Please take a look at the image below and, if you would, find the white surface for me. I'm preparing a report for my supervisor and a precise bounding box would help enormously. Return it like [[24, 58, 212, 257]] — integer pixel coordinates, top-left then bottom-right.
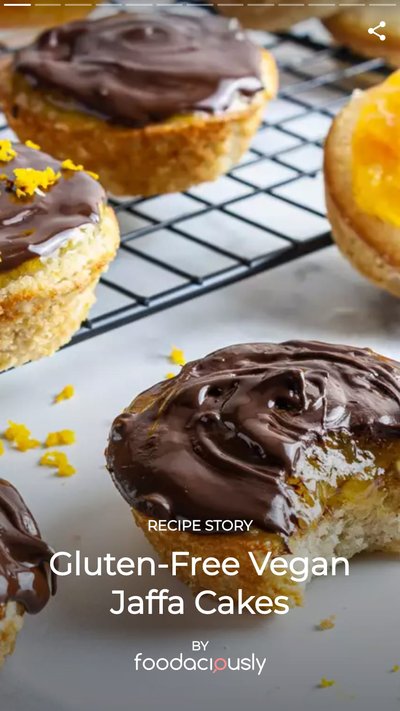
[[1, 21, 399, 710], [2, 246, 400, 711]]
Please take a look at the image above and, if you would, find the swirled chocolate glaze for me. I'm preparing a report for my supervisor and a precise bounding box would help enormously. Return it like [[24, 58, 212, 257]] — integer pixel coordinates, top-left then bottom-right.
[[106, 341, 400, 538], [14, 12, 264, 127], [0, 144, 105, 272], [0, 479, 55, 614]]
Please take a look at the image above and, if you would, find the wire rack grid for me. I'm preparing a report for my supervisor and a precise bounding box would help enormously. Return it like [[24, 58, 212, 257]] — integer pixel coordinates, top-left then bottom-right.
[[0, 17, 389, 346]]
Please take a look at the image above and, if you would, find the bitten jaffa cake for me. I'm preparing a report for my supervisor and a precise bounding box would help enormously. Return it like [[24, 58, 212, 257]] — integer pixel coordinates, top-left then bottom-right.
[[0, 12, 277, 197], [0, 141, 119, 372], [325, 70, 400, 297], [106, 341, 400, 609], [0, 479, 55, 667]]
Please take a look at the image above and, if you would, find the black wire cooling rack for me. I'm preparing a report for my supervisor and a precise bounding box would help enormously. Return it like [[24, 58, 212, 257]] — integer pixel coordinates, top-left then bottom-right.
[[0, 16, 390, 346]]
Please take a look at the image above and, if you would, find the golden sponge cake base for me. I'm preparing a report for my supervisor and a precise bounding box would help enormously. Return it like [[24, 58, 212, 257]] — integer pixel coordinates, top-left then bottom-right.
[[0, 205, 119, 372], [133, 473, 400, 612], [0, 602, 24, 668]]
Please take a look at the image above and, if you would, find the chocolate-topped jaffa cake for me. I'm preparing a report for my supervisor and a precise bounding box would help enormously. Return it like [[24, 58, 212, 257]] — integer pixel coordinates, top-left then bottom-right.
[[0, 11, 278, 196], [106, 341, 400, 607], [0, 140, 119, 372], [0, 479, 55, 666]]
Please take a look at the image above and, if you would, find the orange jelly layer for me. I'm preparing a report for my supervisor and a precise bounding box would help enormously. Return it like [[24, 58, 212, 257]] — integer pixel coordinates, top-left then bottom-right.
[[353, 71, 400, 227]]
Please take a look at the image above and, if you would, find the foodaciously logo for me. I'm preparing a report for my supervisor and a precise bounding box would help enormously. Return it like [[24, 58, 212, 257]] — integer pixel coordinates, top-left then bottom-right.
[[133, 641, 267, 676]]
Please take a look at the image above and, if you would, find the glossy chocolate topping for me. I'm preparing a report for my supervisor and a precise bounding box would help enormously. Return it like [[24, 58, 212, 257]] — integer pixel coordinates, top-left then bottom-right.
[[0, 144, 105, 272], [14, 12, 264, 127], [0, 479, 54, 614], [106, 341, 400, 538]]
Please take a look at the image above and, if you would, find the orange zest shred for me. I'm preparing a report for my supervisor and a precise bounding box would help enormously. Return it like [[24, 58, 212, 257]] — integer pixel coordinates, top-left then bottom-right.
[[4, 421, 40, 452], [87, 172, 99, 180], [45, 430, 76, 447], [25, 140, 41, 150], [61, 158, 99, 181], [0, 140, 16, 163], [40, 451, 76, 477], [54, 385, 75, 403], [61, 158, 84, 171], [318, 616, 336, 631], [165, 372, 175, 380], [319, 678, 335, 689], [0, 441, 4, 456], [169, 346, 186, 366], [13, 167, 61, 198]]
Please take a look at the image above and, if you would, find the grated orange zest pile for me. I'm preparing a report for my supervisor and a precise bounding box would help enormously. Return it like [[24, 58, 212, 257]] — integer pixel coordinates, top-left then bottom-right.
[[45, 430, 76, 447], [4, 421, 40, 452], [0, 140, 16, 163], [13, 167, 61, 198], [40, 451, 76, 477]]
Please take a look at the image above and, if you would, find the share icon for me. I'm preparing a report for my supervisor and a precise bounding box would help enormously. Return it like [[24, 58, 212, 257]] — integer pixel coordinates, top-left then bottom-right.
[[368, 20, 386, 41]]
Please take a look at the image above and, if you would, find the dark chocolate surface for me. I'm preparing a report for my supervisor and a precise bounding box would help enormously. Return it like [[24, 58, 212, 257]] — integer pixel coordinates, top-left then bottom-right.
[[0, 143, 105, 272], [14, 12, 263, 126], [106, 341, 400, 538], [0, 479, 54, 614]]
